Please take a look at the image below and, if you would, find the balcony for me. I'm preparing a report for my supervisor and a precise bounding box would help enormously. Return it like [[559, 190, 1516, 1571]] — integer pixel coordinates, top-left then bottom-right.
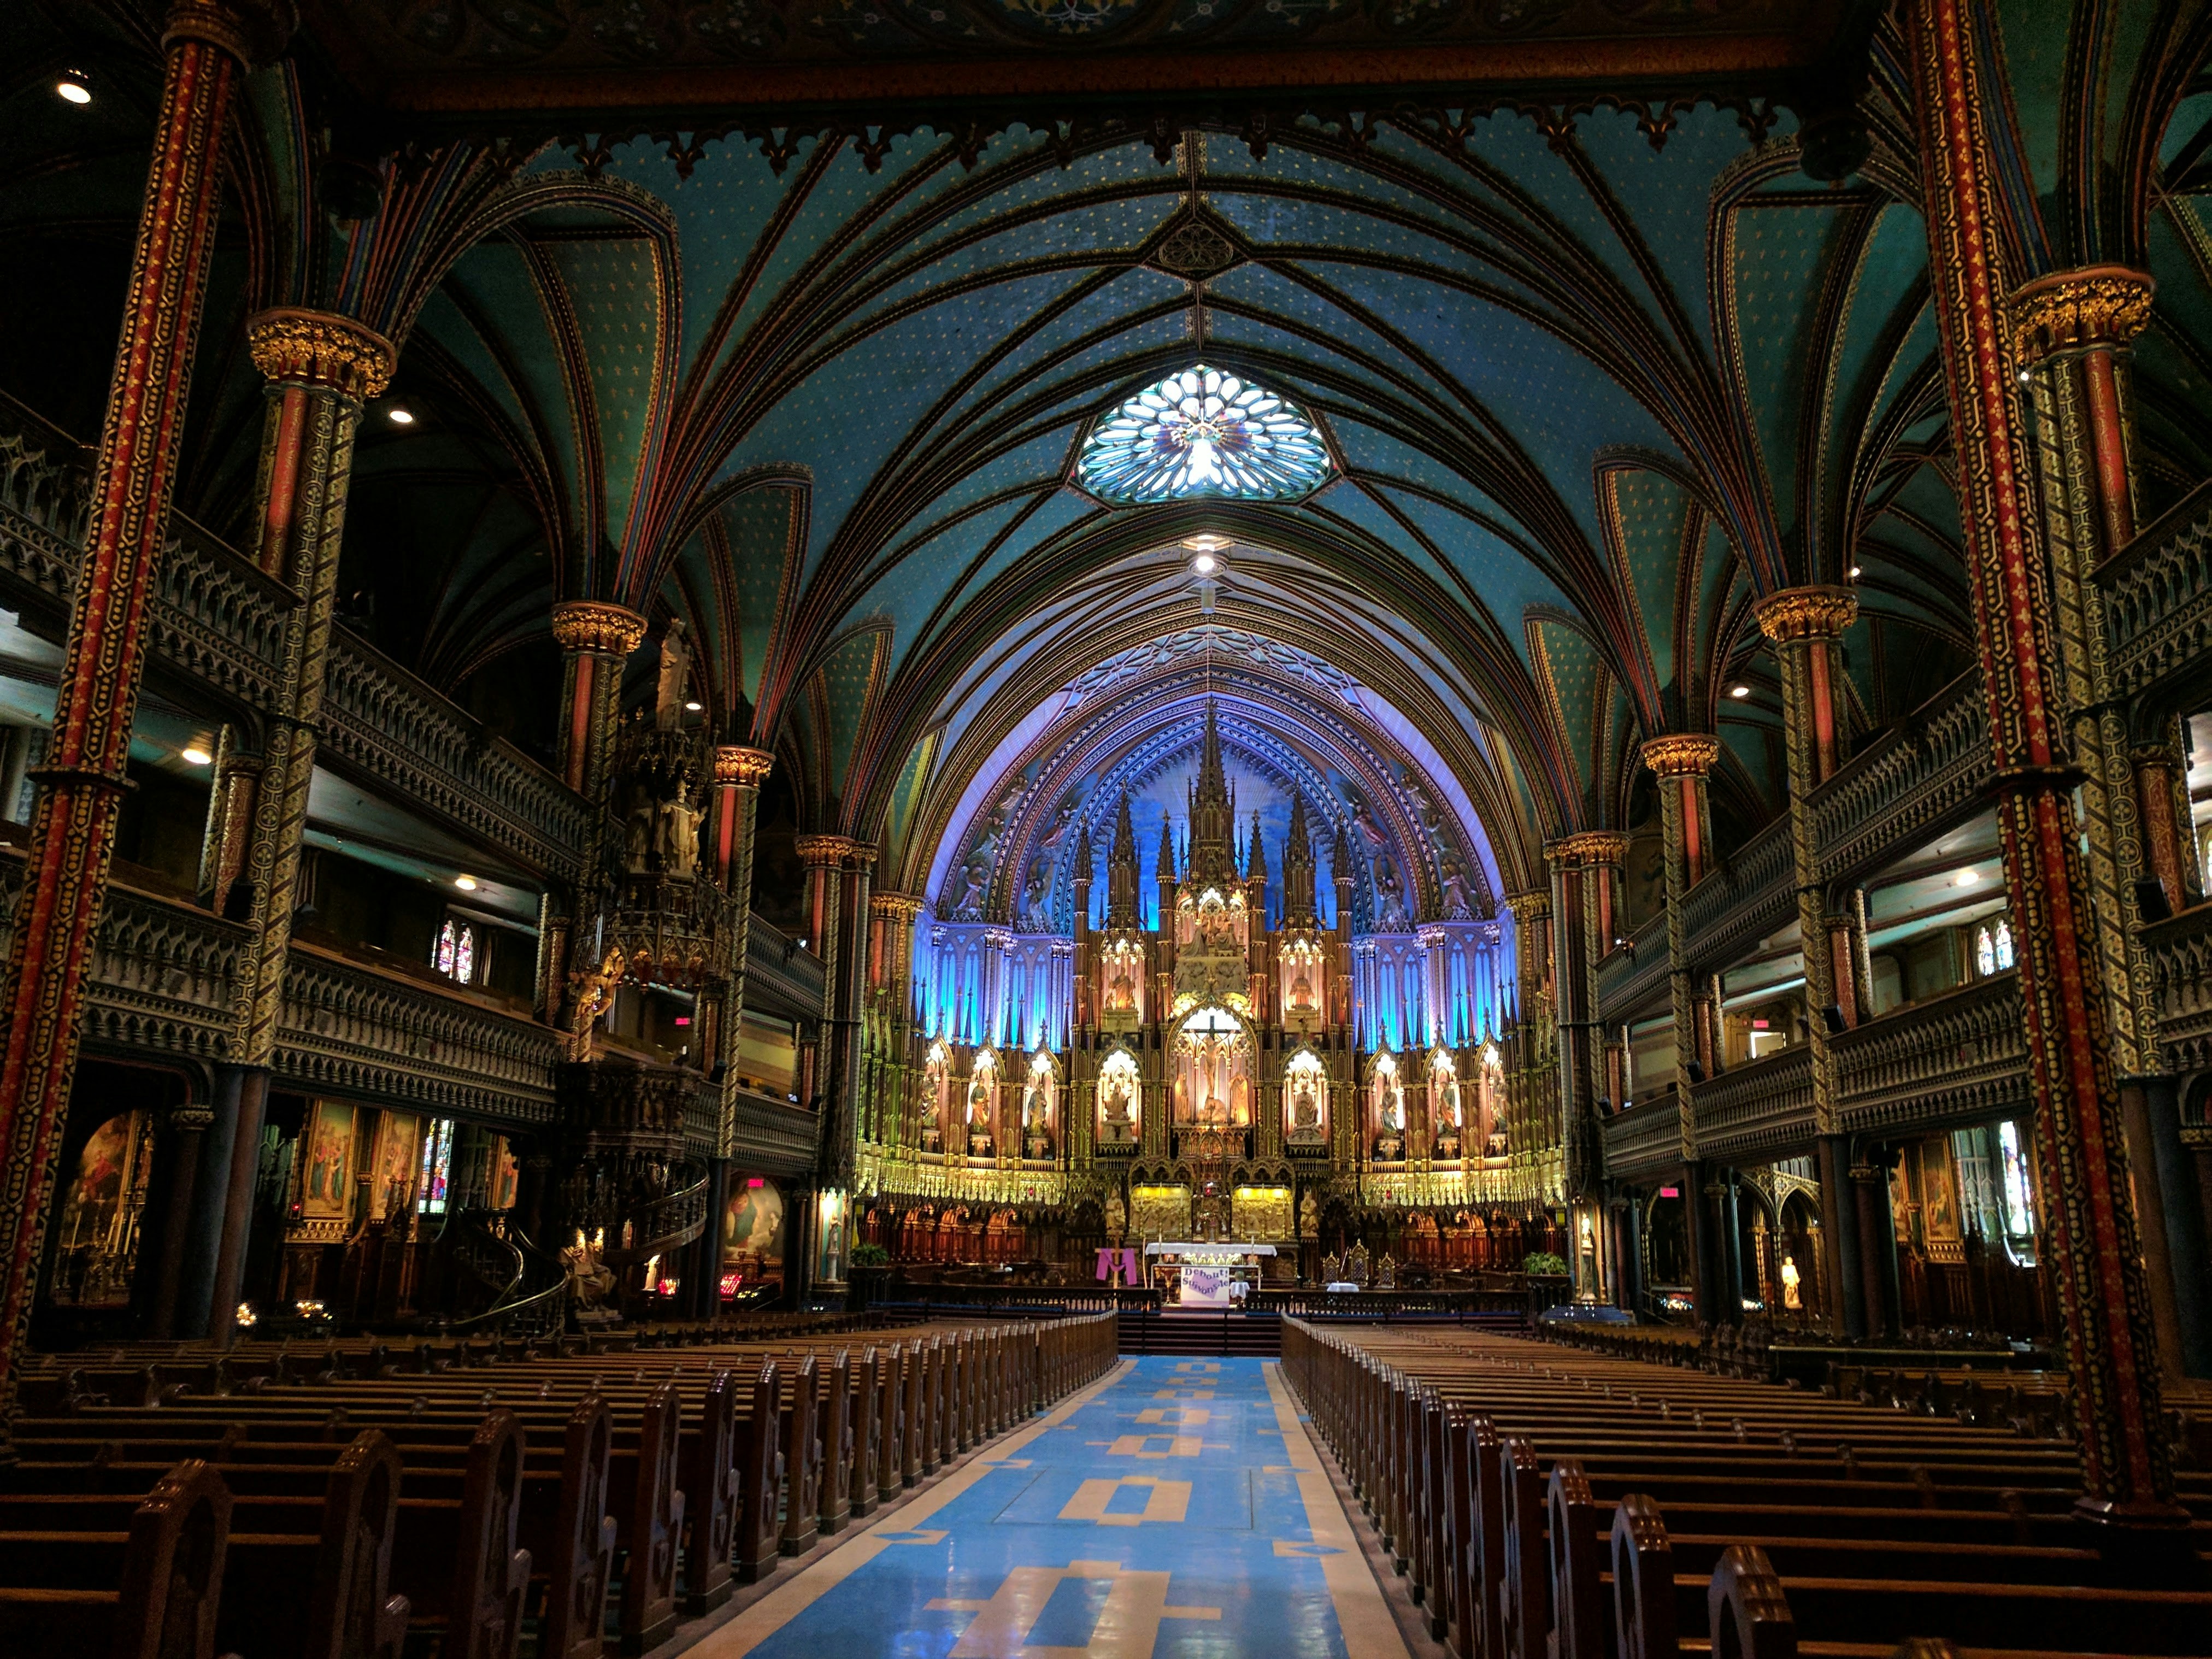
[[1598, 1097, 1681, 1181], [743, 915, 825, 1021], [1679, 817, 1793, 975], [1833, 970, 2029, 1138], [2096, 476, 2212, 714], [1691, 1044, 1813, 1165], [2141, 901, 2212, 1074], [1809, 672, 1990, 886], [1596, 909, 1670, 1023]]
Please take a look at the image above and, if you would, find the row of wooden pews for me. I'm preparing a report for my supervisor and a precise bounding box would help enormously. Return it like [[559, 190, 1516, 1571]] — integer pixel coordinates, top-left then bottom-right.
[[0, 1311, 1119, 1659], [1281, 1319, 2212, 1658]]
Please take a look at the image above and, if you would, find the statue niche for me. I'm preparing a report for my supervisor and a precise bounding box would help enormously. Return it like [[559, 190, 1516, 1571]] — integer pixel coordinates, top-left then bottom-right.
[[1097, 1049, 1140, 1146], [617, 720, 708, 881], [1021, 1050, 1056, 1161], [1284, 1048, 1327, 1145], [920, 1041, 950, 1154], [966, 1051, 998, 1158], [1172, 1007, 1251, 1131], [1370, 1051, 1405, 1162], [1430, 1048, 1462, 1160]]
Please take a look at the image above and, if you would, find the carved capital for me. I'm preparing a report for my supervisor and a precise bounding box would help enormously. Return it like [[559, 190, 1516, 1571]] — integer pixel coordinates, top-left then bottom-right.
[[2007, 266, 2155, 367], [1639, 732, 1722, 779], [872, 892, 926, 920], [164, 0, 296, 63], [551, 600, 647, 657], [1544, 831, 1631, 869], [1754, 585, 1858, 645], [1505, 889, 1551, 921], [714, 745, 775, 786], [795, 833, 856, 869], [246, 308, 395, 399]]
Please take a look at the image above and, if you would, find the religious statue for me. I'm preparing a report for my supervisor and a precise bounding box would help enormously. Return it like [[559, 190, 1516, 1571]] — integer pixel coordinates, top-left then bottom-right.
[[658, 792, 703, 877], [1440, 855, 1475, 919], [966, 1074, 993, 1156], [1099, 1061, 1137, 1143], [1104, 1190, 1126, 1242], [1023, 855, 1053, 923], [1298, 1189, 1319, 1240], [1023, 1070, 1052, 1160], [1104, 951, 1137, 1015]]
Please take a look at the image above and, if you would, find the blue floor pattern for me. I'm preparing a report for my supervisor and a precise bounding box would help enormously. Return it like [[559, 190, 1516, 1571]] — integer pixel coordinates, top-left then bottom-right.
[[690, 1356, 1409, 1659]]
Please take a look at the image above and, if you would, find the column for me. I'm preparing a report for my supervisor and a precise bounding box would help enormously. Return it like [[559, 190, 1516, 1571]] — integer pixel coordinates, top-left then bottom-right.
[[1907, 0, 2180, 1524], [2013, 268, 2207, 1380], [1755, 585, 1863, 1339], [1643, 733, 1722, 1319], [0, 0, 287, 1422], [551, 601, 646, 801], [1505, 889, 1554, 1198], [1545, 834, 1626, 1227], [871, 893, 925, 1153], [199, 308, 397, 1337]]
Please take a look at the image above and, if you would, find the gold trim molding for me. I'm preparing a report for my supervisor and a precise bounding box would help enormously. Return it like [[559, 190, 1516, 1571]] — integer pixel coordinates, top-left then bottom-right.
[[550, 600, 647, 657], [714, 745, 775, 786], [1640, 733, 1723, 778], [872, 892, 926, 920], [2007, 266, 2155, 367], [795, 833, 875, 868], [1754, 585, 1858, 644], [246, 308, 395, 400]]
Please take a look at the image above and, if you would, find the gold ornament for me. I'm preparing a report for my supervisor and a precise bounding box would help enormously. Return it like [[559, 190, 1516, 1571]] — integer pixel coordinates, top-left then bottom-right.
[[1640, 733, 1723, 778], [795, 833, 858, 868], [550, 601, 647, 657], [2007, 266, 2155, 368], [1544, 831, 1631, 868], [714, 745, 775, 786], [1754, 585, 1858, 644], [246, 308, 395, 399], [872, 892, 927, 920]]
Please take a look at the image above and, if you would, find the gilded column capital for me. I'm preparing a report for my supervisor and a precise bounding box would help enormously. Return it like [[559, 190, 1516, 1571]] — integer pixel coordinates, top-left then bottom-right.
[[2007, 266, 2155, 367], [714, 745, 775, 786], [1639, 732, 1723, 779], [550, 600, 647, 657], [1543, 831, 1631, 869], [794, 834, 849, 868], [1505, 889, 1551, 920], [164, 0, 297, 62], [872, 892, 926, 921], [846, 842, 880, 871], [1754, 585, 1858, 644], [246, 308, 396, 400]]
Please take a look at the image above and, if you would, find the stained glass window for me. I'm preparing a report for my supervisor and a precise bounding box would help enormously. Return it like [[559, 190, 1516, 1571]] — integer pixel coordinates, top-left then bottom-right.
[[1975, 926, 1996, 976], [435, 921, 457, 977], [418, 1119, 452, 1215], [1077, 365, 1331, 503], [454, 924, 475, 985], [1993, 919, 2014, 970]]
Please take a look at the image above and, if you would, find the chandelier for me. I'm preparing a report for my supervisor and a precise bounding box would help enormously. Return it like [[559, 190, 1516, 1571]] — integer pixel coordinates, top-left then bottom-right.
[[1077, 365, 1331, 504]]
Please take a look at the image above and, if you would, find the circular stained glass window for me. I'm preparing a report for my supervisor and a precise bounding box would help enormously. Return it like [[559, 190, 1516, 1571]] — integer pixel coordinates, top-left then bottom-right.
[[1077, 365, 1331, 504]]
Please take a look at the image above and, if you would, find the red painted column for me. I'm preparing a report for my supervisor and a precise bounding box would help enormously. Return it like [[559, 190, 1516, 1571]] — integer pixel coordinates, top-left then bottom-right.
[[1906, 0, 2179, 1523], [551, 601, 646, 801], [0, 0, 289, 1429]]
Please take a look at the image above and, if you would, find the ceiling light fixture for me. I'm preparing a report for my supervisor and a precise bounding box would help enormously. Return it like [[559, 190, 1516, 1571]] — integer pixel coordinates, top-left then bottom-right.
[[1181, 533, 1232, 554], [1955, 869, 1978, 886], [1191, 553, 1219, 576], [386, 405, 415, 425], [180, 744, 213, 766], [455, 874, 479, 892], [1848, 564, 1862, 579], [684, 699, 702, 712], [55, 69, 91, 105], [1729, 683, 1752, 699]]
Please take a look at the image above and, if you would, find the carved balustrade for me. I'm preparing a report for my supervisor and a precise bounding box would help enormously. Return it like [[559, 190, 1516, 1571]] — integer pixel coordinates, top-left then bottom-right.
[[0, 849, 243, 1068], [2139, 902, 2212, 1074], [1678, 818, 1793, 974], [2095, 476, 2212, 714], [1832, 971, 2030, 1137], [1809, 672, 1991, 885], [276, 941, 562, 1125], [1595, 909, 1669, 1023], [1690, 1045, 1814, 1166], [744, 915, 826, 1021], [727, 1085, 820, 1175], [1597, 1096, 1680, 1181]]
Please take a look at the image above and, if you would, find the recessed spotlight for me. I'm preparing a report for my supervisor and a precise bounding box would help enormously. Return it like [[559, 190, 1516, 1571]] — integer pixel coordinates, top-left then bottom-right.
[[180, 745, 213, 766], [386, 405, 415, 425], [1848, 564, 1862, 579], [455, 874, 479, 891], [1182, 533, 1232, 553], [684, 699, 702, 712], [1728, 683, 1752, 699], [2017, 370, 2031, 384], [55, 69, 90, 105], [1192, 553, 1219, 575], [1955, 869, 1978, 887]]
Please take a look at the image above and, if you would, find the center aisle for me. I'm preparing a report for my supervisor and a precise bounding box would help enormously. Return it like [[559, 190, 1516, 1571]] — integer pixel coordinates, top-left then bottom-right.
[[685, 1355, 1412, 1659]]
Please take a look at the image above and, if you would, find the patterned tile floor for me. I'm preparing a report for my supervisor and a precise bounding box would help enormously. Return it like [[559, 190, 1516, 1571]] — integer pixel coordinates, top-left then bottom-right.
[[685, 1356, 1411, 1659]]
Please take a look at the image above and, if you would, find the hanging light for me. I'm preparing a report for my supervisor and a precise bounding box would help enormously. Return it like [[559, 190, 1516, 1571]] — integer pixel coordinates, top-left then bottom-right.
[[1191, 552, 1219, 576], [55, 69, 91, 105]]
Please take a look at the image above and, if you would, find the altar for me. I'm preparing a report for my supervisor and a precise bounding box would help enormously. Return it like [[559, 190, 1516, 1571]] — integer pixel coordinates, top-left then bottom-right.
[[1144, 1240, 1276, 1305]]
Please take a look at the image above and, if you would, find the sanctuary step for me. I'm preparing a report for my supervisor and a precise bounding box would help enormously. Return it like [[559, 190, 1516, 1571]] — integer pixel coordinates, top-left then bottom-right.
[[1117, 1308, 1284, 1357]]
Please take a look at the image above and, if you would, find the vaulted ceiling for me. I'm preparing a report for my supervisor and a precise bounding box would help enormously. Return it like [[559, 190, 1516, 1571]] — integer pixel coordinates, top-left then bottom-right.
[[5, 0, 2209, 927]]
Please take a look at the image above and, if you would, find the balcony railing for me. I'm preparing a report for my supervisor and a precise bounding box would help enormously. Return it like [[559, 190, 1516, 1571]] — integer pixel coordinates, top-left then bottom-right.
[[1833, 971, 2029, 1138], [2140, 901, 2212, 1074], [1691, 1045, 1813, 1165], [2096, 476, 2212, 711], [1596, 910, 1669, 1023], [278, 939, 562, 1125], [744, 915, 826, 1020], [1810, 672, 1990, 885], [1598, 1096, 1681, 1180], [1679, 818, 1793, 974]]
